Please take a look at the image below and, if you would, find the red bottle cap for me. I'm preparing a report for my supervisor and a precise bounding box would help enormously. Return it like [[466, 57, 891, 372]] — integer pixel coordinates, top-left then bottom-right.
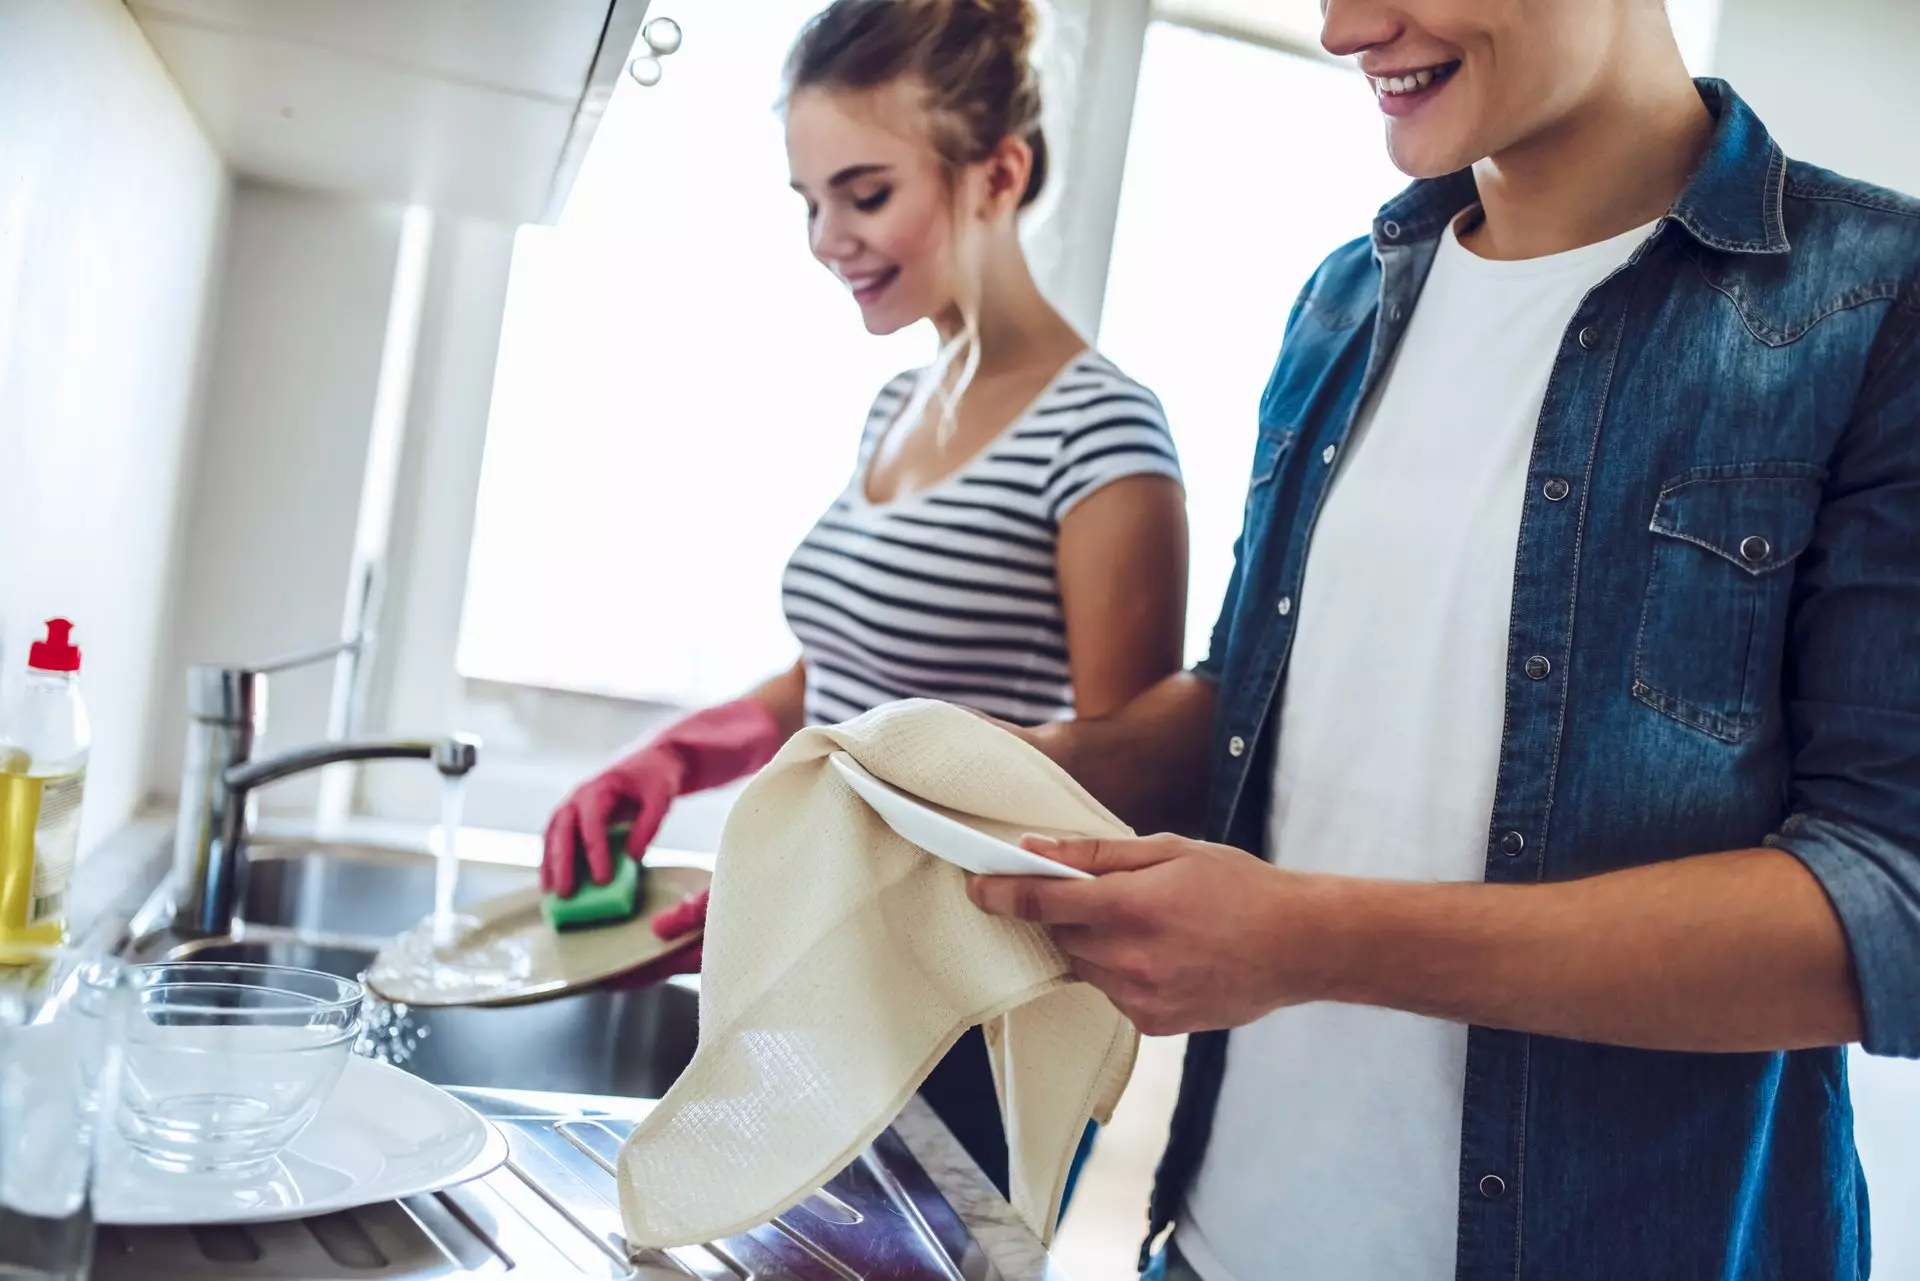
[[28, 619, 81, 673]]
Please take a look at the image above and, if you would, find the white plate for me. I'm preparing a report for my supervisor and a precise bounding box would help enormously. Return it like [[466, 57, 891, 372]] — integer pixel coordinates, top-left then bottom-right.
[[827, 752, 1093, 880], [96, 1055, 508, 1226]]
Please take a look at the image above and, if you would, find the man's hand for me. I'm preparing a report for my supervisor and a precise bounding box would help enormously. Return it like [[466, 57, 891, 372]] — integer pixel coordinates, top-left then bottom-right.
[[966, 834, 1332, 1035], [974, 837, 1863, 1052]]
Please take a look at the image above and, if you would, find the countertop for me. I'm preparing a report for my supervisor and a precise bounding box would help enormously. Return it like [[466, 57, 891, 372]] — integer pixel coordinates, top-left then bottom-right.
[[892, 1098, 1070, 1281], [69, 816, 1068, 1280]]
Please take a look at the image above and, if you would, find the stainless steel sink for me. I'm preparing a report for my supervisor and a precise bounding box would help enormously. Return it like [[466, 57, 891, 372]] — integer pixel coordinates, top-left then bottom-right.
[[135, 844, 701, 1101], [227, 841, 540, 940], [93, 1086, 1009, 1279], [101, 836, 1032, 1279]]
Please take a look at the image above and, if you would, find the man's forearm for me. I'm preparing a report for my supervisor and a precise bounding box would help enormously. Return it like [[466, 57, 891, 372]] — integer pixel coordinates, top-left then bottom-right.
[[1312, 847, 1864, 1051], [1038, 672, 1217, 835]]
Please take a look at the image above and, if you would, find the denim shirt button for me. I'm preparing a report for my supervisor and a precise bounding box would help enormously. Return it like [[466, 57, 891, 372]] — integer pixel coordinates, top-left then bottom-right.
[[1480, 1174, 1507, 1199], [1740, 535, 1771, 564], [1382, 219, 1401, 240], [1543, 477, 1571, 502], [1500, 830, 1526, 856], [1577, 325, 1600, 350], [1524, 655, 1552, 681], [1322, 444, 1337, 465], [1227, 736, 1246, 759], [1277, 596, 1293, 617]]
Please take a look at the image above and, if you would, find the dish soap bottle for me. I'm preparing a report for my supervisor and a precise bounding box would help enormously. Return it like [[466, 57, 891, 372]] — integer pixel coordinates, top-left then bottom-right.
[[0, 620, 90, 950]]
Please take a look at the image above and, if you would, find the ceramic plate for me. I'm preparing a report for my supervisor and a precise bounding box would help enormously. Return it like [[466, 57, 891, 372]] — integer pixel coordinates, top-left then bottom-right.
[[828, 752, 1093, 880], [96, 1056, 507, 1226], [364, 862, 710, 1009]]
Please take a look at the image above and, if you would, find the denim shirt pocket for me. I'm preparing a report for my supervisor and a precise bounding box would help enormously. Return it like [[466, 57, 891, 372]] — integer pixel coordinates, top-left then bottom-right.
[[1631, 461, 1827, 743]]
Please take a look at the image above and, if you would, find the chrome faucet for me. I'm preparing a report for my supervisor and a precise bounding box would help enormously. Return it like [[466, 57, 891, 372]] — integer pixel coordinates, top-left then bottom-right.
[[170, 640, 480, 938]]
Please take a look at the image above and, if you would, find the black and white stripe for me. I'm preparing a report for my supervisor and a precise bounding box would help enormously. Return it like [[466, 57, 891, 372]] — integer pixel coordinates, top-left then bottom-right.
[[782, 353, 1181, 727]]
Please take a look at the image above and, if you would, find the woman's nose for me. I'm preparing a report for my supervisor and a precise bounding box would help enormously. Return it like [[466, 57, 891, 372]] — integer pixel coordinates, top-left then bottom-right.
[[811, 206, 860, 263]]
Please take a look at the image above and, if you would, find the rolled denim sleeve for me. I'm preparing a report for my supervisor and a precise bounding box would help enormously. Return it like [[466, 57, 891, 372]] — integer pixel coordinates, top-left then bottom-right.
[[1765, 302, 1920, 1059], [1769, 814, 1920, 1057]]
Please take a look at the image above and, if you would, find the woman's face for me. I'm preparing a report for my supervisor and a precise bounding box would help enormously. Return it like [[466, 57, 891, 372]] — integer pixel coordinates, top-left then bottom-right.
[[1321, 0, 1628, 178], [788, 83, 962, 336]]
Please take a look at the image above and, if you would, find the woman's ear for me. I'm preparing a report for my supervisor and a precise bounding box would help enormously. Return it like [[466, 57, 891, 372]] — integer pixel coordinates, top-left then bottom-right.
[[975, 133, 1035, 219]]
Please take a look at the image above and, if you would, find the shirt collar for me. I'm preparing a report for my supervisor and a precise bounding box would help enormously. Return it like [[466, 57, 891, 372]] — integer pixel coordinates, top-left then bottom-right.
[[1369, 79, 1790, 257]]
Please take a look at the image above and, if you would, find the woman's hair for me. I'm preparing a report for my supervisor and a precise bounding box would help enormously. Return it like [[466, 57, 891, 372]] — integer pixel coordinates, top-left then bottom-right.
[[785, 0, 1049, 207], [784, 0, 1051, 442]]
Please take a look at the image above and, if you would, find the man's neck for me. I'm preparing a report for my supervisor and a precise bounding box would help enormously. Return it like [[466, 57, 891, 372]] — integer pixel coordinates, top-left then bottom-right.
[[1463, 34, 1713, 261]]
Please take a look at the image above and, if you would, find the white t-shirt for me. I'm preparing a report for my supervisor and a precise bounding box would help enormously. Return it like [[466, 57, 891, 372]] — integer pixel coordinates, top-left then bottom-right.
[[1178, 215, 1657, 1281]]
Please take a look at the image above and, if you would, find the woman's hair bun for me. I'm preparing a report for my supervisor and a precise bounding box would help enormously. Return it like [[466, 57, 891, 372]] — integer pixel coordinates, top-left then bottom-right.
[[968, 0, 1039, 52], [787, 0, 1051, 207]]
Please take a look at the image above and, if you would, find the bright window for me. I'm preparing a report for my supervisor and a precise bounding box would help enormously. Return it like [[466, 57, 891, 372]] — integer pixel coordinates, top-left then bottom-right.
[[457, 0, 928, 707], [462, 12, 1412, 710], [452, 4, 1410, 735], [1099, 22, 1408, 665]]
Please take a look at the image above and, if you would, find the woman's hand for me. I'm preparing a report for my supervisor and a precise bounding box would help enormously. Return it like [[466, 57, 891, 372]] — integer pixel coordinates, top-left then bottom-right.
[[601, 887, 709, 987], [958, 706, 1077, 773], [649, 887, 708, 972], [541, 745, 683, 897], [540, 696, 789, 897]]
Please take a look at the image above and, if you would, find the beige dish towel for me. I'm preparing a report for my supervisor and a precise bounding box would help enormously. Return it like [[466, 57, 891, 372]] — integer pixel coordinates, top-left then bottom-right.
[[616, 699, 1139, 1249]]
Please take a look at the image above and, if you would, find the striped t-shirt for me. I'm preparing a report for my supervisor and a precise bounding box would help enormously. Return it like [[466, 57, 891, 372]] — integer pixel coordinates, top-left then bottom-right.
[[782, 352, 1183, 727]]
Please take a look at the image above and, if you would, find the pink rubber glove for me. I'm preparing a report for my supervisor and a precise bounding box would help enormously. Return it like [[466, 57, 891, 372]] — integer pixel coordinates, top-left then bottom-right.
[[599, 889, 710, 988], [541, 698, 783, 898], [652, 888, 709, 972]]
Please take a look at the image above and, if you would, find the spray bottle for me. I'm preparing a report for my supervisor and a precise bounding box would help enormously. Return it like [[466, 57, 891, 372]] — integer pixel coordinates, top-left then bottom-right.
[[0, 620, 90, 949]]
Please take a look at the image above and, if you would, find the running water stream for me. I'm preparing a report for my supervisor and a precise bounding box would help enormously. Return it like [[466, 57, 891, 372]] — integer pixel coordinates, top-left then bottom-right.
[[357, 777, 469, 1066], [431, 775, 467, 947]]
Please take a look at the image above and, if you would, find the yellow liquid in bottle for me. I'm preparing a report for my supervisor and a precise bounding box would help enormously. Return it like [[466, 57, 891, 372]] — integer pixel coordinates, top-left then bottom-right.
[[0, 750, 70, 950]]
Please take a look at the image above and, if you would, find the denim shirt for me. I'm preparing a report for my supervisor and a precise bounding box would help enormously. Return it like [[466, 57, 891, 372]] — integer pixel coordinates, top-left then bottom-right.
[[1146, 82, 1920, 1280]]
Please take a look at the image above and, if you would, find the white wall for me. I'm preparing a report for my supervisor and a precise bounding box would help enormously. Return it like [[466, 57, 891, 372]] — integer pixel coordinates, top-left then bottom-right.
[[1711, 2, 1920, 1272], [1666, 0, 1725, 77], [359, 215, 519, 824], [0, 0, 228, 848], [150, 184, 407, 815], [1713, 0, 1920, 196], [1031, 0, 1154, 338]]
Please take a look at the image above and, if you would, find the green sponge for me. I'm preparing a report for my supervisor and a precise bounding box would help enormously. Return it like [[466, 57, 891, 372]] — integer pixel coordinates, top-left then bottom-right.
[[542, 824, 644, 931]]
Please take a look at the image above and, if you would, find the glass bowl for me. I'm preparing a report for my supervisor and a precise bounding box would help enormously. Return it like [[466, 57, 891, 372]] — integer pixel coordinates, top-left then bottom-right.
[[114, 962, 363, 1175]]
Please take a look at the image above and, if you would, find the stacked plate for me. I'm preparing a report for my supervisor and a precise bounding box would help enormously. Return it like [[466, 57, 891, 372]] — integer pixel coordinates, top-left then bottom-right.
[[96, 1055, 508, 1226]]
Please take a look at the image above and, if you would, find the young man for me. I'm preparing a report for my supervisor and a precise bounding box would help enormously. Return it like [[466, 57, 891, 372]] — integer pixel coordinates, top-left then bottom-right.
[[966, 1, 1920, 1278]]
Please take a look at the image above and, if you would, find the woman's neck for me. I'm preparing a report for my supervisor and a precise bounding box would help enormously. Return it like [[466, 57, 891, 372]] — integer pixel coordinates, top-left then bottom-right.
[[933, 234, 1082, 376], [1464, 26, 1713, 261]]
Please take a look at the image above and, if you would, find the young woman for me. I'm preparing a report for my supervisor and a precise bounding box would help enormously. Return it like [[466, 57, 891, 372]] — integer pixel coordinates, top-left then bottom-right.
[[541, 0, 1189, 1204]]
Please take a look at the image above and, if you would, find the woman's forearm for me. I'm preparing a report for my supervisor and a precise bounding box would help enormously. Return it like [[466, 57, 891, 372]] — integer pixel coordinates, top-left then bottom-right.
[[746, 660, 810, 740], [1037, 671, 1217, 836]]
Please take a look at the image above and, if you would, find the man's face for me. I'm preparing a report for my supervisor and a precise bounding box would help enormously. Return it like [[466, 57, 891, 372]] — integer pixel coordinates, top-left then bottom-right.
[[1322, 0, 1631, 178]]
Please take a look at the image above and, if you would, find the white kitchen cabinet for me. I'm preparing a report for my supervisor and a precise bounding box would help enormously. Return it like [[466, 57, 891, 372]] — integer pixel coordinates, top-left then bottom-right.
[[126, 0, 652, 224]]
